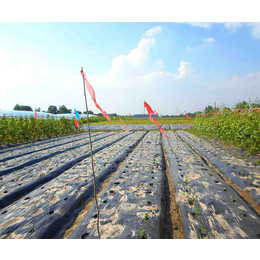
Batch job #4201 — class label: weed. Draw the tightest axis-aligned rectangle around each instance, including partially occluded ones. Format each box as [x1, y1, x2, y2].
[200, 224, 207, 237]
[139, 228, 147, 239]
[188, 196, 194, 205]
[222, 187, 227, 191]
[145, 213, 149, 220]
[230, 196, 236, 203]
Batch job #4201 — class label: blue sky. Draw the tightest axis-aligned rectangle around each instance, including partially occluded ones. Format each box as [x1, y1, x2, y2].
[0, 22, 260, 115]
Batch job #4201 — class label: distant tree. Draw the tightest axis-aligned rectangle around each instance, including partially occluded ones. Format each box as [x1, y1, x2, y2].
[83, 110, 93, 115]
[58, 105, 71, 114]
[35, 107, 41, 112]
[77, 110, 82, 114]
[47, 105, 59, 114]
[204, 105, 213, 114]
[97, 113, 103, 117]
[235, 101, 248, 110]
[14, 104, 33, 111]
[223, 107, 231, 111]
[251, 102, 260, 108]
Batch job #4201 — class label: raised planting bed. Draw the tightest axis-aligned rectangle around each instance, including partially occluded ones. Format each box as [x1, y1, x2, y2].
[177, 130, 260, 207]
[0, 132, 116, 176]
[0, 132, 88, 154]
[163, 131, 260, 239]
[0, 133, 103, 162]
[69, 131, 165, 239]
[0, 132, 130, 209]
[170, 124, 193, 130]
[0, 132, 146, 238]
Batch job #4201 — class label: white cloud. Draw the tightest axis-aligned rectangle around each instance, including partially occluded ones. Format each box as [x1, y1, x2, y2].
[186, 22, 213, 29]
[0, 50, 34, 95]
[202, 37, 215, 43]
[178, 61, 192, 79]
[248, 23, 260, 39]
[224, 22, 243, 32]
[187, 37, 215, 51]
[37, 68, 51, 76]
[224, 22, 260, 39]
[142, 61, 192, 82]
[109, 37, 155, 80]
[144, 26, 162, 37]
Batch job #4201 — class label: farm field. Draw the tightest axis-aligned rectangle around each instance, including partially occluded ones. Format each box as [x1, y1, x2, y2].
[81, 116, 194, 125]
[0, 127, 259, 239]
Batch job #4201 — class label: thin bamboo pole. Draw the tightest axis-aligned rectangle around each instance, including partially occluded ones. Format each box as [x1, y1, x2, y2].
[140, 101, 146, 160]
[81, 67, 101, 239]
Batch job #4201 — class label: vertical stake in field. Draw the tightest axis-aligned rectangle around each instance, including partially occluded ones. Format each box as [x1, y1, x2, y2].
[81, 67, 101, 239]
[140, 101, 146, 160]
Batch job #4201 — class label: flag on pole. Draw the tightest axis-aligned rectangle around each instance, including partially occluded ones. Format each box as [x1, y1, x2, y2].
[74, 117, 79, 128]
[129, 113, 132, 117]
[144, 102, 169, 138]
[118, 115, 129, 130]
[80, 115, 88, 121]
[74, 108, 81, 120]
[184, 111, 191, 119]
[154, 110, 159, 116]
[80, 70, 111, 121]
[35, 112, 39, 119]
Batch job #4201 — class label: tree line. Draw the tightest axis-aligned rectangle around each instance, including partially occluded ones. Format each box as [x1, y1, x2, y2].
[12, 100, 260, 118]
[13, 104, 94, 115]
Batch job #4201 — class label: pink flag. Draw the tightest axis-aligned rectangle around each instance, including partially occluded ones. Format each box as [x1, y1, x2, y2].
[154, 110, 159, 116]
[118, 115, 129, 130]
[144, 102, 169, 138]
[74, 117, 79, 128]
[80, 115, 88, 121]
[184, 111, 191, 120]
[129, 113, 132, 117]
[35, 112, 39, 119]
[80, 70, 111, 121]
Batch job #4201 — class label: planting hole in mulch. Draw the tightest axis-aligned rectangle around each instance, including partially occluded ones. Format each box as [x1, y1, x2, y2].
[81, 233, 89, 239]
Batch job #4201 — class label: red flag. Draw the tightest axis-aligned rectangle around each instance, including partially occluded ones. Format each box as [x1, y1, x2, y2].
[35, 112, 39, 119]
[144, 102, 169, 138]
[184, 111, 191, 120]
[74, 117, 79, 128]
[154, 110, 159, 116]
[80, 70, 111, 121]
[129, 113, 132, 117]
[80, 115, 88, 121]
[118, 115, 129, 130]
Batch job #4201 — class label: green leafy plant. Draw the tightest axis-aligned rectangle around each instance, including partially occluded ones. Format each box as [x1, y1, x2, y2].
[200, 224, 207, 237]
[139, 228, 147, 239]
[193, 109, 260, 155]
[230, 196, 236, 202]
[188, 195, 194, 205]
[145, 213, 149, 220]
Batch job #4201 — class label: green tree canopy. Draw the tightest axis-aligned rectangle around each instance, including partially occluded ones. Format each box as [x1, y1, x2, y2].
[204, 105, 213, 114]
[47, 105, 59, 114]
[83, 110, 93, 114]
[234, 101, 249, 109]
[58, 105, 71, 114]
[14, 104, 33, 111]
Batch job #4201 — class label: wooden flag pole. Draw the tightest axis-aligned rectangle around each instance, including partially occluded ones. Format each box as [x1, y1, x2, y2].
[140, 101, 146, 160]
[81, 67, 101, 239]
